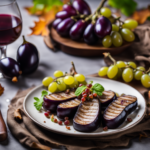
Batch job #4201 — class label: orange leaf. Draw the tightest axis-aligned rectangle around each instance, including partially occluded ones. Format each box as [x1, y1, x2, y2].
[0, 84, 4, 96]
[29, 6, 62, 36]
[132, 6, 150, 24]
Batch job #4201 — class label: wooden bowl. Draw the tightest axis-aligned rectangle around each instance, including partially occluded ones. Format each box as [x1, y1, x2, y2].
[45, 25, 132, 57]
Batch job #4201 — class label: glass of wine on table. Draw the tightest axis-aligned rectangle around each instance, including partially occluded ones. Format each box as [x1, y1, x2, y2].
[0, 0, 22, 79]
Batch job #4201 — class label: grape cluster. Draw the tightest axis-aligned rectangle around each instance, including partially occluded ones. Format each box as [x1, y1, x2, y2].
[42, 70, 86, 93]
[98, 53, 150, 88]
[53, 0, 138, 47]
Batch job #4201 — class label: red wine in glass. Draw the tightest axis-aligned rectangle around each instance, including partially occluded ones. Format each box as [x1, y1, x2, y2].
[0, 0, 22, 80]
[0, 14, 22, 45]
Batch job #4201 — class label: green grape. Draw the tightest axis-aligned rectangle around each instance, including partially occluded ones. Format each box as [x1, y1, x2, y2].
[107, 65, 118, 79]
[54, 70, 63, 77]
[111, 31, 123, 47]
[57, 79, 66, 91]
[108, 16, 116, 24]
[122, 19, 138, 30]
[120, 28, 135, 42]
[102, 35, 112, 48]
[141, 74, 150, 88]
[98, 67, 108, 77]
[128, 62, 137, 69]
[122, 68, 133, 82]
[112, 24, 119, 32]
[48, 82, 58, 93]
[64, 76, 75, 85]
[100, 7, 112, 18]
[134, 71, 143, 80]
[42, 77, 53, 86]
[116, 61, 126, 68]
[69, 78, 79, 88]
[117, 68, 123, 78]
[74, 74, 85, 82]
[137, 66, 145, 71]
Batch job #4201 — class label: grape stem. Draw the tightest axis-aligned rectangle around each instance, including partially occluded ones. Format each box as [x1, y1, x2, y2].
[103, 53, 116, 65]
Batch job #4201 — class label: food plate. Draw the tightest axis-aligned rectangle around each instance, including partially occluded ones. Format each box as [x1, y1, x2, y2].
[23, 77, 146, 137]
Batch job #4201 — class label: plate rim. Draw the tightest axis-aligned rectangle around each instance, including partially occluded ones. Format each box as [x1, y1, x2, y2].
[23, 77, 146, 137]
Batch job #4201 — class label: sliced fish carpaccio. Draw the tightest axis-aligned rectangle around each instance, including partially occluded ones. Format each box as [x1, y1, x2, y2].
[103, 95, 137, 129]
[57, 98, 81, 120]
[98, 90, 117, 109]
[43, 91, 76, 112]
[73, 98, 101, 132]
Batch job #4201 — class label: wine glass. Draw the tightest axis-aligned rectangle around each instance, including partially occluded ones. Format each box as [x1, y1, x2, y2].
[0, 0, 22, 78]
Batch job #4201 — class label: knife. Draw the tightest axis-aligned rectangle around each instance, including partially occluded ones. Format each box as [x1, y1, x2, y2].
[0, 106, 7, 142]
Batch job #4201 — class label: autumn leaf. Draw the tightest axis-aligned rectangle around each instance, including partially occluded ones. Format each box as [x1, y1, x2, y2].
[132, 6, 150, 24]
[25, 0, 70, 36]
[0, 84, 4, 96]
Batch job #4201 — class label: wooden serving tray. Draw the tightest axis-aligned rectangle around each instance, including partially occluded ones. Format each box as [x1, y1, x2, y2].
[44, 24, 132, 57]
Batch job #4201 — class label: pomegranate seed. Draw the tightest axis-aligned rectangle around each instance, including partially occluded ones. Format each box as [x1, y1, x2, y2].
[103, 126, 108, 131]
[89, 94, 93, 99]
[54, 118, 58, 123]
[82, 91, 86, 95]
[66, 126, 70, 130]
[93, 93, 97, 97]
[81, 97, 86, 102]
[79, 84, 83, 87]
[64, 120, 70, 125]
[87, 84, 92, 88]
[58, 120, 62, 125]
[44, 112, 49, 117]
[127, 118, 132, 122]
[65, 89, 70, 94]
[65, 117, 69, 120]
[85, 88, 90, 94]
[83, 94, 87, 98]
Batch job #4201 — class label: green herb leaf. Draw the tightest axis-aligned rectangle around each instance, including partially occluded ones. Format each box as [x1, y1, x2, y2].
[75, 85, 86, 96]
[92, 83, 104, 96]
[108, 0, 137, 16]
[34, 90, 48, 111]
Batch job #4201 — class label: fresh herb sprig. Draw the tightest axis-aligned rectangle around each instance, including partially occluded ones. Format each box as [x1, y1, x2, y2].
[75, 82, 104, 97]
[34, 90, 48, 111]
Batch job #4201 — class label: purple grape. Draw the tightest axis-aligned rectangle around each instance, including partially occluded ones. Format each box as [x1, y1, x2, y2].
[17, 36, 39, 74]
[72, 0, 91, 15]
[57, 18, 75, 37]
[0, 57, 20, 80]
[83, 23, 98, 45]
[56, 10, 76, 20]
[63, 4, 77, 16]
[52, 18, 62, 29]
[94, 16, 112, 38]
[70, 20, 88, 40]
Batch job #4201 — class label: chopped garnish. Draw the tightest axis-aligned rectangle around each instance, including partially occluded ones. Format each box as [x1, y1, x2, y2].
[64, 120, 70, 125]
[58, 120, 62, 125]
[103, 126, 108, 131]
[66, 126, 70, 130]
[34, 90, 48, 111]
[44, 112, 49, 117]
[51, 114, 54, 119]
[44, 121, 46, 123]
[127, 118, 132, 122]
[0, 84, 4, 96]
[12, 76, 18, 82]
[65, 89, 70, 94]
[54, 118, 58, 123]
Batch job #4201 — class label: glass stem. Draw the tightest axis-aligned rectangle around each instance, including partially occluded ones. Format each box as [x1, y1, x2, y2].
[0, 45, 7, 78]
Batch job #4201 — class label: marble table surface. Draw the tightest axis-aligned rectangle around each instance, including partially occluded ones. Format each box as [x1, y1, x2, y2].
[0, 0, 150, 150]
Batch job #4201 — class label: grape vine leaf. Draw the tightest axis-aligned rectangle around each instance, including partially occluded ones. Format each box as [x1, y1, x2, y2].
[0, 84, 4, 96]
[108, 0, 137, 16]
[132, 6, 150, 24]
[34, 90, 48, 111]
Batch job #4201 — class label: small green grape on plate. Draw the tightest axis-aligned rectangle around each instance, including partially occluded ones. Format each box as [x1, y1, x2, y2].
[107, 65, 118, 79]
[54, 70, 63, 77]
[98, 67, 108, 76]
[122, 68, 133, 83]
[42, 77, 53, 86]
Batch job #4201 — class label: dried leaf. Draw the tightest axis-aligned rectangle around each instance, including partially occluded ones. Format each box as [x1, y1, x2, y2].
[29, 6, 62, 36]
[132, 6, 150, 24]
[139, 132, 149, 141]
[0, 84, 4, 96]
[14, 109, 22, 120]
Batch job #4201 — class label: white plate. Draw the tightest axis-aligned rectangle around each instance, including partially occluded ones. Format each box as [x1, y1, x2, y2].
[23, 77, 146, 137]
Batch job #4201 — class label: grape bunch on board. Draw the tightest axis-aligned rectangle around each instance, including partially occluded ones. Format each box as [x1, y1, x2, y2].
[52, 0, 138, 47]
[98, 53, 150, 88]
